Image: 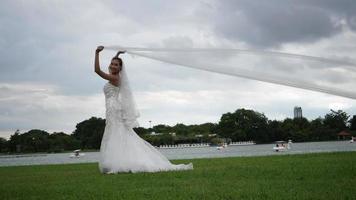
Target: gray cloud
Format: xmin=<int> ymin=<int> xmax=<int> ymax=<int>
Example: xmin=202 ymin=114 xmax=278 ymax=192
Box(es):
xmin=0 ymin=1 xmax=136 ymax=95
xmin=208 ymin=0 xmax=356 ymax=47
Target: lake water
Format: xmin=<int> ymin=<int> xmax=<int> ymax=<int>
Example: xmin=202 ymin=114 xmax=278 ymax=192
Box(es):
xmin=0 ymin=141 xmax=355 ymax=167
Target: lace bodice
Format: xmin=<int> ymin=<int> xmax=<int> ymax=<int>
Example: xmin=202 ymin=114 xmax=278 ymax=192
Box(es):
xmin=103 ymin=82 xmax=119 ymax=98
xmin=103 ymin=82 xmax=123 ymax=124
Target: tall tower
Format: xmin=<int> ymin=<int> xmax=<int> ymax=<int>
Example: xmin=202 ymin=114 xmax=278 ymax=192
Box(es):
xmin=294 ymin=106 xmax=302 ymax=119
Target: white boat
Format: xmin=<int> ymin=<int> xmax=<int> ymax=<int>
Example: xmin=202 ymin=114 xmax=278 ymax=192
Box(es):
xmin=217 ymin=143 xmax=227 ymax=150
xmin=69 ymin=149 xmax=85 ymax=158
xmin=273 ymin=140 xmax=292 ymax=152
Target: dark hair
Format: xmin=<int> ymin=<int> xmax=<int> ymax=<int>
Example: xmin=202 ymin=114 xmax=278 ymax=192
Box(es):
xmin=112 ymin=57 xmax=123 ymax=66
xmin=112 ymin=51 xmax=123 ymax=66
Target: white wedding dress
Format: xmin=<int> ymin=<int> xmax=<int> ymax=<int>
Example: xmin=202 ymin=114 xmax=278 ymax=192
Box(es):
xmin=99 ymin=74 xmax=193 ymax=173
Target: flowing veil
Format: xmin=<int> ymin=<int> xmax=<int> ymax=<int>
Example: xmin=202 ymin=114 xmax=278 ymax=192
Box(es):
xmin=106 ymin=46 xmax=356 ymax=100
xmin=119 ymin=63 xmax=140 ymax=129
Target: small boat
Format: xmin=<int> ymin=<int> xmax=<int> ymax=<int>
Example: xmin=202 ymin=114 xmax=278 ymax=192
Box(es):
xmin=273 ymin=140 xmax=291 ymax=152
xmin=69 ymin=149 xmax=85 ymax=158
xmin=217 ymin=143 xmax=227 ymax=150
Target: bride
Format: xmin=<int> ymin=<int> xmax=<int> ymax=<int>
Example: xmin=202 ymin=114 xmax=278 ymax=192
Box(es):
xmin=94 ymin=46 xmax=193 ymax=174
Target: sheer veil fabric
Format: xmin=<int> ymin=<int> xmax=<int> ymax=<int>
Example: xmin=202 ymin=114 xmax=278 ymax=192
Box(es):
xmin=99 ymin=64 xmax=193 ymax=174
xmin=116 ymin=64 xmax=140 ymax=129
xmin=105 ymin=46 xmax=356 ymax=100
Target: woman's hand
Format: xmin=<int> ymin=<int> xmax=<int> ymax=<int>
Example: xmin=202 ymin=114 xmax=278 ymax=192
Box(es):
xmin=115 ymin=51 xmax=126 ymax=57
xmin=96 ymin=46 xmax=104 ymax=53
xmin=114 ymin=50 xmax=126 ymax=58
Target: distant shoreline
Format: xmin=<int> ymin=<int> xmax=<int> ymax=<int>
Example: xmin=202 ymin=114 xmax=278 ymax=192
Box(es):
xmin=1 ymin=139 xmax=351 ymax=156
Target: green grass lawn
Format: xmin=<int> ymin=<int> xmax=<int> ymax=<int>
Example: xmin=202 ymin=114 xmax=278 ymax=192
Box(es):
xmin=0 ymin=152 xmax=355 ymax=200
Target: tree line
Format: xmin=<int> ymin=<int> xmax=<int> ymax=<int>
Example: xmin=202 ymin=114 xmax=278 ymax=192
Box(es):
xmin=1 ymin=109 xmax=355 ymax=153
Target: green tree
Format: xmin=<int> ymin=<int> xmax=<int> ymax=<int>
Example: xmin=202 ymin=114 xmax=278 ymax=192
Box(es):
xmin=280 ymin=118 xmax=295 ymax=141
xmin=72 ymin=117 xmax=105 ymax=149
xmin=133 ymin=127 xmax=149 ymax=136
xmin=0 ymin=137 xmax=8 ymax=153
xmin=48 ymin=132 xmax=80 ymax=152
xmin=216 ymin=109 xmax=269 ymax=143
xmin=310 ymin=118 xmax=325 ymax=140
xmin=172 ymin=123 xmax=189 ymax=136
xmin=190 ymin=123 xmax=216 ymax=136
xmin=349 ymin=115 xmax=356 ymax=130
xmin=8 ymin=130 xmax=21 ymax=152
xmin=18 ymin=129 xmax=50 ymax=152
xmin=291 ymin=117 xmax=311 ymax=141
xmin=267 ymin=120 xmax=284 ymax=141
xmin=152 ymin=124 xmax=172 ymax=134
xmin=324 ymin=110 xmax=349 ymax=132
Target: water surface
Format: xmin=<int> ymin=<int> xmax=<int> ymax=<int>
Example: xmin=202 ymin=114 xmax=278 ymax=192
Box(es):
xmin=0 ymin=141 xmax=355 ymax=167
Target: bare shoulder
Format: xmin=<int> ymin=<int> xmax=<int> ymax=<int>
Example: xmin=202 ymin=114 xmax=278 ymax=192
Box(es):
xmin=96 ymin=70 xmax=119 ymax=82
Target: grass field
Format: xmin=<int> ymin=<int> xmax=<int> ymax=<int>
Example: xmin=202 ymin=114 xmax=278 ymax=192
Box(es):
xmin=0 ymin=151 xmax=355 ymax=200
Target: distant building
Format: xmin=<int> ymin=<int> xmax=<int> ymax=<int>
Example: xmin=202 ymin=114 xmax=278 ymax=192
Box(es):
xmin=294 ymin=106 xmax=302 ymax=119
xmin=337 ymin=131 xmax=351 ymax=140
xmin=150 ymin=131 xmax=162 ymax=136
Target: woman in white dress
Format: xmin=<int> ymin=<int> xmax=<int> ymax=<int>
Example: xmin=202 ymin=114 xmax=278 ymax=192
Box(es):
xmin=94 ymin=46 xmax=193 ymax=174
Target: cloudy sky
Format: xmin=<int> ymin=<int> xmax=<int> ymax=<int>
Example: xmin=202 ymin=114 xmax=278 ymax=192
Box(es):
xmin=1 ymin=0 xmax=356 ymax=139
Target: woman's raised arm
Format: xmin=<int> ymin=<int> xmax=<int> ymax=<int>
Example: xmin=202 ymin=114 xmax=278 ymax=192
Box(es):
xmin=94 ymin=46 xmax=118 ymax=82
